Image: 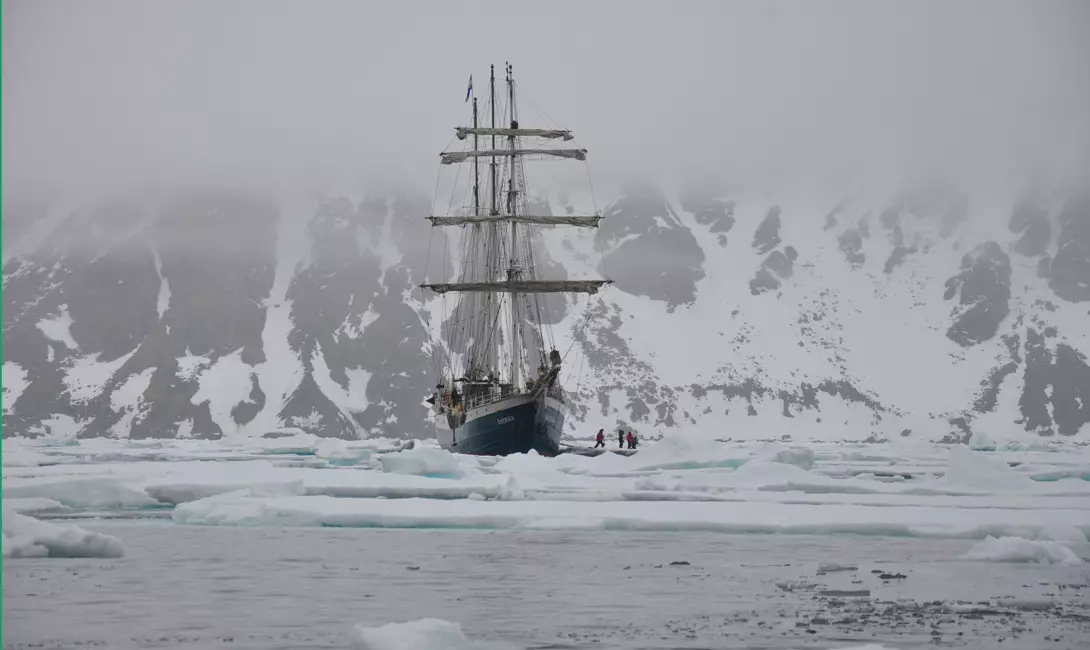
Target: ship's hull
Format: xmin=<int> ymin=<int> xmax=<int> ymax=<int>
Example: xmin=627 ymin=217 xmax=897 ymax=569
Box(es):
xmin=436 ymin=393 xmax=564 ymax=457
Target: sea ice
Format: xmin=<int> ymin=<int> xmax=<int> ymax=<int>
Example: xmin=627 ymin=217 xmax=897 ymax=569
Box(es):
xmin=2 ymin=477 xmax=162 ymax=510
xmin=967 ymin=431 xmax=997 ymax=451
xmin=934 ymin=445 xmax=1036 ymax=492
xmin=963 ymin=535 xmax=1083 ymax=565
xmin=353 ymin=618 xmax=515 ymax=650
xmin=379 ymin=447 xmax=470 ymax=478
xmin=2 ymin=510 xmax=124 ymax=558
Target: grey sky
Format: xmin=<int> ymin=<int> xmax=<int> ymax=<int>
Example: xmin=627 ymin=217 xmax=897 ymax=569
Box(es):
xmin=4 ymin=0 xmax=1088 ymax=200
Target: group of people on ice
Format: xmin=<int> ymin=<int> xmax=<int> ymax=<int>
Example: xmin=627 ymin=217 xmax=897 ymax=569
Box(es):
xmin=593 ymin=428 xmax=638 ymax=449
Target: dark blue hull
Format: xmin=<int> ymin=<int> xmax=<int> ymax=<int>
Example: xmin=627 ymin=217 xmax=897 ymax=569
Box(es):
xmin=445 ymin=396 xmax=564 ymax=457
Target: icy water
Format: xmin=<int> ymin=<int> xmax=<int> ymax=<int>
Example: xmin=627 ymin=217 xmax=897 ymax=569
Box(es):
xmin=4 ymin=522 xmax=1089 ymax=650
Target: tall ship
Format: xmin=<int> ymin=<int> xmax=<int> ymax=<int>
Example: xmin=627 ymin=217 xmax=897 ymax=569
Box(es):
xmin=420 ymin=63 xmax=611 ymax=456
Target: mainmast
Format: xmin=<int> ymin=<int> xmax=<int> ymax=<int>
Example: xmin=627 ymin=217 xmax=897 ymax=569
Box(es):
xmin=506 ymin=62 xmax=521 ymax=391
xmin=472 ymin=98 xmax=479 ymax=216
xmin=489 ymin=65 xmax=498 ymax=217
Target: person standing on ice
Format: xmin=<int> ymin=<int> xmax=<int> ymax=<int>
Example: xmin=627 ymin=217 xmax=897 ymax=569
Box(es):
xmin=630 ymin=432 xmax=638 ymax=449
xmin=618 ymin=428 xmax=625 ymax=448
xmin=593 ymin=429 xmax=605 ymax=448
xmin=626 ymin=431 xmax=634 ymax=449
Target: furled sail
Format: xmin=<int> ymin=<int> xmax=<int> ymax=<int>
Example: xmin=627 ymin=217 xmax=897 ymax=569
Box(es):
xmin=456 ymin=127 xmax=573 ymax=141
xmin=428 ymin=215 xmax=600 ymax=227
xmin=420 ymin=280 xmax=612 ymax=294
xmin=440 ymin=148 xmax=587 ymax=164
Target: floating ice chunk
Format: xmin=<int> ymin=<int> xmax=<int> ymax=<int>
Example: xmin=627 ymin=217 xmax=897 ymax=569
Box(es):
xmin=754 ymin=442 xmax=816 ymax=470
xmin=964 ymin=535 xmax=1082 ymax=565
xmin=2 ymin=478 xmax=159 ymax=510
xmin=353 ymin=618 xmax=513 ymax=650
xmin=1 ymin=447 xmax=55 ymax=467
xmin=147 ymin=480 xmax=305 ymax=505
xmin=495 ymin=475 xmax=525 ymax=501
xmin=1035 ymin=523 xmax=1088 ymax=543
xmin=314 ymin=439 xmax=373 ymax=466
xmin=967 ymin=431 xmax=996 ymax=451
xmin=171 ymin=481 xmax=308 ymax=526
xmin=2 ymin=511 xmax=124 ymax=558
xmin=172 ymin=494 xmax=1087 ymax=540
xmin=937 ymin=446 xmax=1035 ymax=492
xmin=627 ymin=435 xmax=747 ymax=471
xmin=1 ymin=497 xmax=71 ymax=515
xmin=380 ymin=448 xmax=467 ymax=478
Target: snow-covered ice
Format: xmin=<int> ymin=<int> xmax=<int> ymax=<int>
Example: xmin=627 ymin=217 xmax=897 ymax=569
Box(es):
xmin=964 ymin=535 xmax=1083 ymax=565
xmin=2 ymin=510 xmax=124 ymax=558
xmin=3 ymin=434 xmax=1089 ymax=547
xmin=352 ymin=617 xmax=899 ymax=650
xmin=354 ymin=618 xmax=514 ymax=650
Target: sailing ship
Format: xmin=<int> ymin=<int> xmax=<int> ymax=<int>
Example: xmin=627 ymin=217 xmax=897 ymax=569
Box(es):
xmin=420 ymin=63 xmax=611 ymax=457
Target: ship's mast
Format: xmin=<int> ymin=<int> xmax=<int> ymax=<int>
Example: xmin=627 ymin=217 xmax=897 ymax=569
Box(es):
xmin=489 ymin=65 xmax=498 ymax=217
xmin=506 ymin=62 xmax=521 ymax=390
xmin=472 ymin=98 xmax=479 ymax=216
xmin=425 ymin=63 xmax=613 ymax=393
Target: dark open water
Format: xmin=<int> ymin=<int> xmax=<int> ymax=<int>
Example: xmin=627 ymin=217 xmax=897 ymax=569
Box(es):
xmin=3 ymin=522 xmax=1088 ymax=649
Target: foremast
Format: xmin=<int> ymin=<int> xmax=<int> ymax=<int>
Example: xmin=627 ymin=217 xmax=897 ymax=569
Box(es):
xmin=423 ymin=62 xmax=610 ymax=400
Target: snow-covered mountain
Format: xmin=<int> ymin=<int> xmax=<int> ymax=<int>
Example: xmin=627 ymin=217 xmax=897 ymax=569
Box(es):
xmin=3 ymin=177 xmax=1088 ymax=441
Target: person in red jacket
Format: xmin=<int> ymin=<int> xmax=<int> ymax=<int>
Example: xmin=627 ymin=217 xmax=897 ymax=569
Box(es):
xmin=626 ymin=431 xmax=634 ymax=449
xmin=593 ymin=429 xmax=605 ymax=448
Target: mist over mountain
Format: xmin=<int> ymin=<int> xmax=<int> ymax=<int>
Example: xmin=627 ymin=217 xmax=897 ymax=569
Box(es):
xmin=4 ymin=176 xmax=1088 ymax=441
xmin=4 ymin=0 xmax=1089 ymax=441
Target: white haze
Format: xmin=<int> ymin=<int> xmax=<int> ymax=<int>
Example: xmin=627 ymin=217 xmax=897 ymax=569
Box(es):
xmin=3 ymin=0 xmax=1089 ymax=201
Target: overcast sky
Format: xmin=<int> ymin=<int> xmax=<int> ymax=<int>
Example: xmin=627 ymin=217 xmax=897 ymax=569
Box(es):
xmin=4 ymin=0 xmax=1089 ymax=200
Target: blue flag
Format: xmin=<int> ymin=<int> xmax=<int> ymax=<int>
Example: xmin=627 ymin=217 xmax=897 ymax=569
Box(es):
xmin=465 ymin=75 xmax=473 ymax=102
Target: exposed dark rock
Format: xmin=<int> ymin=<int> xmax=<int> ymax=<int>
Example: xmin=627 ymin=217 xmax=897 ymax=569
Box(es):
xmin=231 ymin=374 xmax=266 ymax=425
xmin=1020 ymin=327 xmax=1090 ymax=436
xmin=1052 ymin=343 xmax=1090 ymax=435
xmin=823 ymin=201 xmax=846 ymax=232
xmin=752 ymin=206 xmax=783 ymax=255
xmin=879 ymin=206 xmax=900 ymax=240
xmin=1009 ymin=191 xmax=1052 ymax=257
xmin=972 ymin=334 xmax=1020 ymax=413
xmin=944 ymin=241 xmax=1011 ymax=347
xmin=1020 ymin=327 xmax=1054 ymax=434
xmin=595 ymin=185 xmax=705 ymax=310
xmin=525 ymin=196 xmax=570 ymax=324
xmin=680 ymin=195 xmax=736 ymax=236
xmin=1038 ymin=255 xmax=1052 ymax=279
xmin=1048 ymin=192 xmax=1090 ymax=302
xmin=839 ymin=227 xmax=865 ymax=268
xmin=883 ymin=246 xmax=913 ymax=274
xmin=278 ymin=373 xmax=356 ymax=438
xmin=749 ymin=246 xmax=798 ymax=295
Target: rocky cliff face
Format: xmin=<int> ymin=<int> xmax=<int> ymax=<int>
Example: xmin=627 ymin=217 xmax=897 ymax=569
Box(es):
xmin=3 ymin=191 xmax=434 ymax=439
xmin=3 ymin=180 xmax=1089 ymax=441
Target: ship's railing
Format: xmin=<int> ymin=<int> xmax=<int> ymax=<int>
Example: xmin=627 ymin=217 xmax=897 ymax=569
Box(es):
xmin=438 ymin=384 xmax=519 ymax=413
xmin=437 ymin=375 xmax=566 ymax=413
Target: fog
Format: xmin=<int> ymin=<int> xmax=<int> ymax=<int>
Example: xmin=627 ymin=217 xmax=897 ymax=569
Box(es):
xmin=4 ymin=0 xmax=1089 ymax=201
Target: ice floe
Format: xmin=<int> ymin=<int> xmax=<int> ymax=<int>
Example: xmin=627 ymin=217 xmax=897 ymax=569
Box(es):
xmin=353 ymin=618 xmax=514 ymax=650
xmin=963 ymin=535 xmax=1083 ymax=565
xmin=2 ymin=433 xmax=1088 ymax=545
xmin=2 ymin=510 xmax=124 ymax=558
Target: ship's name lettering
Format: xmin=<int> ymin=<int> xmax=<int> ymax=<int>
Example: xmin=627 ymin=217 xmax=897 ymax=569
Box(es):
xmin=497 ymin=416 xmax=515 ymax=425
